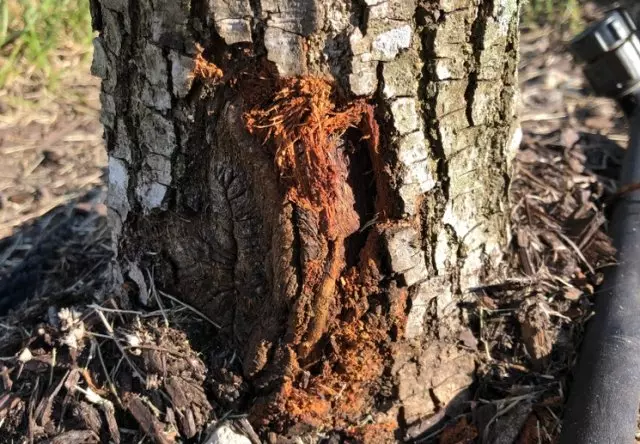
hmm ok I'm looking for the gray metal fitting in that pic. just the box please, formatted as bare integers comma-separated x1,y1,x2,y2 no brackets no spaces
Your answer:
571,8,640,104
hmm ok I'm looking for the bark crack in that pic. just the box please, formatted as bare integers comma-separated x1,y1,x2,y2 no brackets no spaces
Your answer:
465,0,493,127
417,13,449,205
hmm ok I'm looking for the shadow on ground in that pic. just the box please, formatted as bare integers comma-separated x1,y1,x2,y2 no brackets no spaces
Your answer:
0,188,111,317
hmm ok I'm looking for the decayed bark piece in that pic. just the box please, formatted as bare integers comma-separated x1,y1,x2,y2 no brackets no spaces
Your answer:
517,297,556,370
131,324,213,440
50,430,100,444
72,402,103,436
92,0,521,438
127,395,177,444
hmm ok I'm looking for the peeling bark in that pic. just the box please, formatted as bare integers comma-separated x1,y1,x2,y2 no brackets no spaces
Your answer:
92,0,520,439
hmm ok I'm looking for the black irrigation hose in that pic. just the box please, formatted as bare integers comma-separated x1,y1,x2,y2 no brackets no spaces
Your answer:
561,111,640,443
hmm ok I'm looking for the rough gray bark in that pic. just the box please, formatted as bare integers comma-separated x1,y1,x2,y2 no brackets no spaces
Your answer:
91,0,521,439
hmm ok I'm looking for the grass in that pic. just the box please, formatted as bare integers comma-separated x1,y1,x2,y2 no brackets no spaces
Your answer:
523,0,583,32
0,0,93,90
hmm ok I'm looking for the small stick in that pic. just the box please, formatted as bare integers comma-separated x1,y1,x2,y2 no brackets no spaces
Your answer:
93,306,114,335
93,307,145,382
159,291,221,329
92,337,123,408
147,268,169,328
48,348,57,388
557,231,595,275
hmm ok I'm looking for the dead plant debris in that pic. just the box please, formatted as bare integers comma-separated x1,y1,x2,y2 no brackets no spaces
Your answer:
0,293,222,442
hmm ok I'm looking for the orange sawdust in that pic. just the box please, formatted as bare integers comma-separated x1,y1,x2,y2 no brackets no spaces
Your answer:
438,417,478,444
238,71,392,435
283,235,392,430
345,421,398,443
244,76,378,239
323,256,387,420
244,74,383,365
324,319,386,417
190,44,224,84
283,379,332,428
285,317,386,427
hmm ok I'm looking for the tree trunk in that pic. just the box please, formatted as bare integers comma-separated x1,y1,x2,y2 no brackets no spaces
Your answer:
91,0,521,439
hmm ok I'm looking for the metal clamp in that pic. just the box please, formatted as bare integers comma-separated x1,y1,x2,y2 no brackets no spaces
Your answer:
571,8,640,113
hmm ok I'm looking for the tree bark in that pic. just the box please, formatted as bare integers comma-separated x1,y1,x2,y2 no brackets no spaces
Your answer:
91,0,521,439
